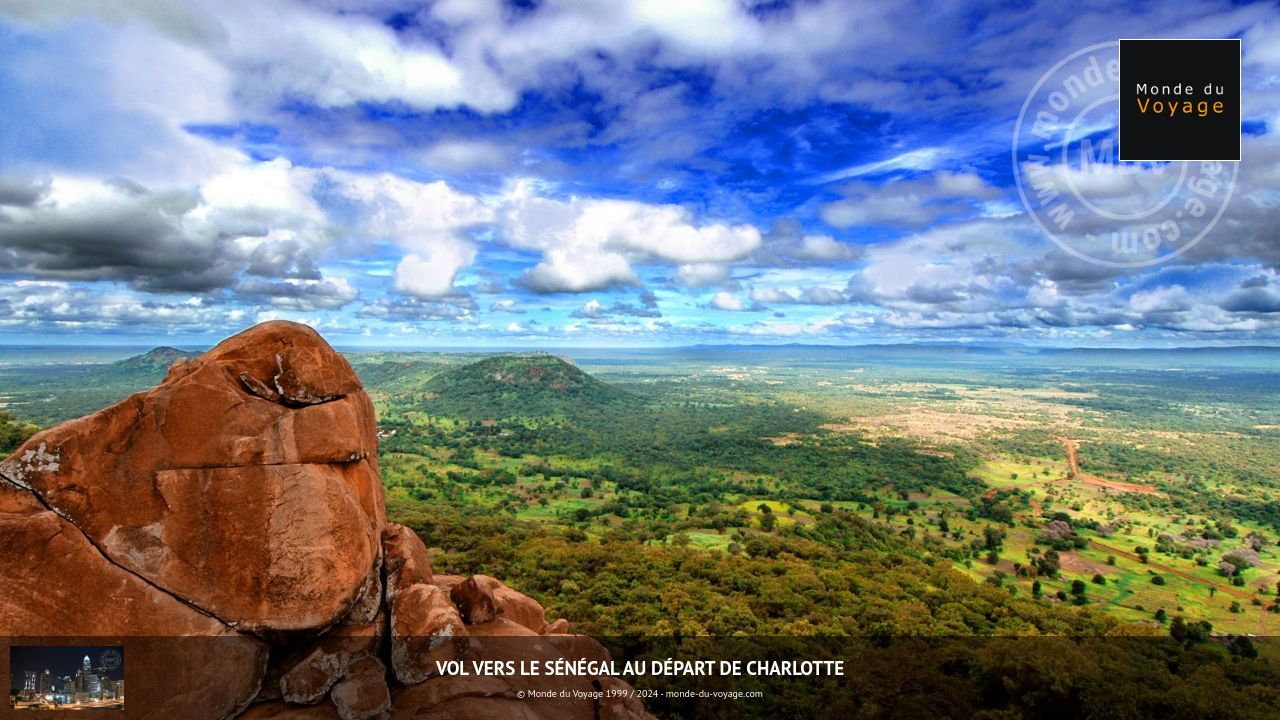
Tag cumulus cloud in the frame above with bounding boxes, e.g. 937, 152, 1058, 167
332, 171, 493, 298
232, 276, 357, 310
357, 294, 476, 322
749, 287, 795, 305
570, 291, 661, 320
570, 299, 608, 319
393, 243, 477, 299
0, 279, 239, 332
750, 284, 846, 306
488, 298, 524, 313
516, 249, 639, 293
710, 291, 760, 312
674, 262, 733, 288
0, 160, 338, 297
752, 220, 862, 267
502, 181, 760, 293
799, 286, 846, 305
1221, 287, 1280, 314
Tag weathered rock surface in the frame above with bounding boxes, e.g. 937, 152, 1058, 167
382, 523, 434, 596
280, 647, 350, 705
451, 574, 549, 633
0, 321, 651, 720
330, 655, 392, 720
389, 582, 467, 685
0, 482, 268, 720
0, 321, 383, 636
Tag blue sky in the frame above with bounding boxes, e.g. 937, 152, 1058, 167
0, 0, 1278, 347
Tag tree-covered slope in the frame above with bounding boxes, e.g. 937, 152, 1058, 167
420, 354, 632, 419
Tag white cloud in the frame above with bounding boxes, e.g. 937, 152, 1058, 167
214, 0, 514, 113
821, 172, 1003, 229
197, 157, 322, 216
501, 181, 760, 293
488, 298, 523, 313
710, 291, 746, 311
0, 279, 237, 332
814, 147, 946, 184
675, 262, 732, 287
518, 249, 639, 293
332, 171, 493, 298
392, 244, 476, 299
571, 299, 606, 319
1128, 285, 1193, 314
749, 287, 795, 304
0, 158, 337, 294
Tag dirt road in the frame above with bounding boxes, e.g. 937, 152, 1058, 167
1053, 435, 1158, 494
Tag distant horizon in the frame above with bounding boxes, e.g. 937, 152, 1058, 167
3, 338, 1280, 353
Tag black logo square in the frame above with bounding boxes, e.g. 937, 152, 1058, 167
1119, 39, 1240, 161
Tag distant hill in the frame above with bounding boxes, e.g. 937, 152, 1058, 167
421, 354, 630, 419
90, 346, 200, 385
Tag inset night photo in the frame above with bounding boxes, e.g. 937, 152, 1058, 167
9, 646, 124, 712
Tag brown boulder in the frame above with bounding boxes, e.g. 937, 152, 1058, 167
382, 523, 433, 597
431, 574, 465, 592
280, 647, 350, 705
0, 321, 385, 636
466, 617, 541, 638
451, 574, 549, 633
389, 583, 467, 685
0, 481, 268, 720
330, 655, 392, 720
257, 610, 386, 704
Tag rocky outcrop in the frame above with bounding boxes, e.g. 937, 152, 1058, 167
0, 321, 382, 636
0, 321, 651, 720
452, 574, 551, 633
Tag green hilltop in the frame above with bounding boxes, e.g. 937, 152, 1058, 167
420, 353, 630, 419
90, 346, 200, 385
